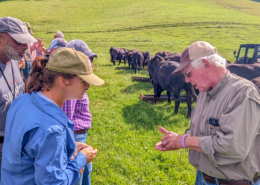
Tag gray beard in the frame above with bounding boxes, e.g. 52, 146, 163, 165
3, 44, 22, 60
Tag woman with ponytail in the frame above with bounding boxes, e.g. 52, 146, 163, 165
1, 48, 104, 185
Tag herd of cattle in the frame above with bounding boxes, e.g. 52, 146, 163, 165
109, 47, 152, 73
109, 47, 260, 117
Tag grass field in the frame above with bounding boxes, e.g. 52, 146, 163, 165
1, 0, 260, 184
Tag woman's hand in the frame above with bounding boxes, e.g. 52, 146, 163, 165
80, 147, 98, 164
79, 167, 84, 174
72, 142, 93, 160
76, 142, 92, 150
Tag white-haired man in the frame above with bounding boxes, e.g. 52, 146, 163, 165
155, 41, 260, 184
53, 30, 64, 39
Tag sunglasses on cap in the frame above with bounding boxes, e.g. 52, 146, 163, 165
51, 43, 65, 49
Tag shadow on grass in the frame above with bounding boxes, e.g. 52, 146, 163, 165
122, 100, 191, 130
115, 69, 148, 76
104, 62, 129, 66
121, 82, 153, 94
115, 69, 135, 75
102, 64, 114, 67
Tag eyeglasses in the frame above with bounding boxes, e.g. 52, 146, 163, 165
182, 66, 194, 77
53, 35, 59, 38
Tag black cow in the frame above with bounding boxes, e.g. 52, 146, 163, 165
227, 64, 260, 80
109, 47, 129, 65
155, 51, 172, 58
131, 52, 144, 74
124, 49, 140, 69
142, 51, 151, 68
164, 53, 181, 62
147, 55, 165, 83
152, 61, 196, 118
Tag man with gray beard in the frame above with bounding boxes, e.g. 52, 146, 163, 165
0, 16, 37, 179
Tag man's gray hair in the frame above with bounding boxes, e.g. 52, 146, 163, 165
56, 31, 64, 38
191, 54, 227, 69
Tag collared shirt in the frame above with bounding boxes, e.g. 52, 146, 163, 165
62, 92, 92, 131
187, 71, 260, 180
1, 92, 86, 185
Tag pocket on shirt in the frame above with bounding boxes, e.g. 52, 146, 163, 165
209, 125, 221, 135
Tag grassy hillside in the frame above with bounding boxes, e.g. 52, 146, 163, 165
1, 0, 260, 184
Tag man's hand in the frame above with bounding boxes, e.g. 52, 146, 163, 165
155, 126, 184, 151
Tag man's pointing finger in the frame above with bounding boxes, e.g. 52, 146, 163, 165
159, 126, 169, 135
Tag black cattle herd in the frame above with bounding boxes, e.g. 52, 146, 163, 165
109, 47, 260, 118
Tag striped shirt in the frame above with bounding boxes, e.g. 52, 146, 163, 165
62, 92, 92, 131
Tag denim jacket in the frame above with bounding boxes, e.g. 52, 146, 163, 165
1, 92, 86, 185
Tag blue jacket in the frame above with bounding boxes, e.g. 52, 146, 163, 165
1, 92, 86, 185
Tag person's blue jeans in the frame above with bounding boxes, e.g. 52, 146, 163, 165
74, 133, 92, 185
195, 171, 260, 185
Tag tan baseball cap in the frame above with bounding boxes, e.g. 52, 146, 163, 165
172, 41, 217, 75
46, 48, 104, 86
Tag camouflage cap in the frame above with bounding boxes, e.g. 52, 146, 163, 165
66, 39, 98, 58
46, 48, 104, 86
48, 38, 68, 49
0, 16, 37, 43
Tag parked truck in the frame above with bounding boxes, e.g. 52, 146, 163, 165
233, 44, 260, 64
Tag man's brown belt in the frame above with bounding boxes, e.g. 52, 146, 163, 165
202, 173, 259, 185
74, 129, 88, 134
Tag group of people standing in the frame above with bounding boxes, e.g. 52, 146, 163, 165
0, 16, 102, 185
1, 15, 260, 185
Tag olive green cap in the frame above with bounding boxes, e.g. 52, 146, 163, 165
46, 48, 104, 86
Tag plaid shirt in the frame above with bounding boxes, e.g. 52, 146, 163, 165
62, 92, 92, 131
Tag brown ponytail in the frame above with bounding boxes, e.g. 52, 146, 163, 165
27, 56, 76, 93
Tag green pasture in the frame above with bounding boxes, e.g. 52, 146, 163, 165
1, 0, 260, 184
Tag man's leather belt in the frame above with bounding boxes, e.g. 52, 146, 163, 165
74, 129, 87, 134
202, 173, 259, 185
